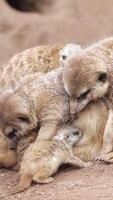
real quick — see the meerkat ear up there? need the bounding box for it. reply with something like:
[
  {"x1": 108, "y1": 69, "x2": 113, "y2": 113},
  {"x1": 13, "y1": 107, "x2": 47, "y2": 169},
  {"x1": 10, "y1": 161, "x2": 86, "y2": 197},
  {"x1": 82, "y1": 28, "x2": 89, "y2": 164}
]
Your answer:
[{"x1": 59, "y1": 43, "x2": 82, "y2": 66}]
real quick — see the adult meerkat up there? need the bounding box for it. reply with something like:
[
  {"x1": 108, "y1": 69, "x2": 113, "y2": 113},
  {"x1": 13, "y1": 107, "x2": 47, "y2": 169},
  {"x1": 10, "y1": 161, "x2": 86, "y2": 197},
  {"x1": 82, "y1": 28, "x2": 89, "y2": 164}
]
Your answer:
[
  {"x1": 0, "y1": 43, "x2": 82, "y2": 167},
  {"x1": 0, "y1": 45, "x2": 63, "y2": 167},
  {"x1": 0, "y1": 43, "x2": 108, "y2": 165},
  {"x1": 0, "y1": 44, "x2": 82, "y2": 139},
  {"x1": 0, "y1": 68, "x2": 72, "y2": 141},
  {"x1": 0, "y1": 44, "x2": 63, "y2": 93},
  {"x1": 62, "y1": 37, "x2": 113, "y2": 162},
  {"x1": 11, "y1": 125, "x2": 91, "y2": 194}
]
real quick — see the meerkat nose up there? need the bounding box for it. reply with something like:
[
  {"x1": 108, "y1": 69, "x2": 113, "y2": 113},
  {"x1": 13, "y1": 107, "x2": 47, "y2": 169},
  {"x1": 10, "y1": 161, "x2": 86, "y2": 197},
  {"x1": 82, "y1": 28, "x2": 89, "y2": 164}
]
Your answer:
[{"x1": 70, "y1": 99, "x2": 78, "y2": 114}]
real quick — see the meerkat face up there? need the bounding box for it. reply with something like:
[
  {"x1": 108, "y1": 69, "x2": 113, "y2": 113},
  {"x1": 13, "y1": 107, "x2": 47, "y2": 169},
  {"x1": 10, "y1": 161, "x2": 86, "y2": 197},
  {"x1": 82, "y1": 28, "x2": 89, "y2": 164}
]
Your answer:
[
  {"x1": 63, "y1": 129, "x2": 82, "y2": 146},
  {"x1": 63, "y1": 53, "x2": 109, "y2": 114},
  {"x1": 0, "y1": 91, "x2": 37, "y2": 139},
  {"x1": 54, "y1": 126, "x2": 82, "y2": 146}
]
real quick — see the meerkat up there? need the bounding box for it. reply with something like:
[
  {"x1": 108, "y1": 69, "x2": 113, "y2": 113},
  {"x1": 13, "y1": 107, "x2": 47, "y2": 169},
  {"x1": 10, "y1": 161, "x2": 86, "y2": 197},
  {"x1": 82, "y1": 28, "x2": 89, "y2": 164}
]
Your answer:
[
  {"x1": 0, "y1": 44, "x2": 63, "y2": 93},
  {"x1": 0, "y1": 43, "x2": 82, "y2": 92},
  {"x1": 0, "y1": 130, "x2": 17, "y2": 168},
  {"x1": 62, "y1": 37, "x2": 113, "y2": 162},
  {"x1": 0, "y1": 44, "x2": 67, "y2": 169},
  {"x1": 0, "y1": 69, "x2": 71, "y2": 141},
  {"x1": 0, "y1": 44, "x2": 82, "y2": 140},
  {"x1": 11, "y1": 125, "x2": 91, "y2": 194},
  {"x1": 0, "y1": 43, "x2": 81, "y2": 167}
]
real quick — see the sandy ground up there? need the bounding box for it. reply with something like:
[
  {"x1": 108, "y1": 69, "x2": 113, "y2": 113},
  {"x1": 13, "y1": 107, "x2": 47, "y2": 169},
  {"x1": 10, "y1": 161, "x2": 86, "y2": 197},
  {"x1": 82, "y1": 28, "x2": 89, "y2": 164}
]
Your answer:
[
  {"x1": 1, "y1": 163, "x2": 113, "y2": 200},
  {"x1": 1, "y1": 0, "x2": 113, "y2": 199}
]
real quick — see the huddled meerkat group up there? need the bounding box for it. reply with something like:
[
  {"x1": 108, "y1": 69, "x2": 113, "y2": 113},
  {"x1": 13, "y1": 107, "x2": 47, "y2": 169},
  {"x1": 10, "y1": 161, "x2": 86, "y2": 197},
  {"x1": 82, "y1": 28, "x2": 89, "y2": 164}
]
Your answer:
[{"x1": 1, "y1": 38, "x2": 113, "y2": 194}]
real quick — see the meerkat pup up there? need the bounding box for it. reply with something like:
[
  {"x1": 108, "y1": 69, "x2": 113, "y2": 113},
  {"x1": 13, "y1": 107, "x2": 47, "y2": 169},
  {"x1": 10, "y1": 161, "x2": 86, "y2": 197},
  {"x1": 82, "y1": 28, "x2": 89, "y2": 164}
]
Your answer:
[
  {"x1": 0, "y1": 130, "x2": 17, "y2": 168},
  {"x1": 62, "y1": 37, "x2": 113, "y2": 162},
  {"x1": 11, "y1": 125, "x2": 91, "y2": 193}
]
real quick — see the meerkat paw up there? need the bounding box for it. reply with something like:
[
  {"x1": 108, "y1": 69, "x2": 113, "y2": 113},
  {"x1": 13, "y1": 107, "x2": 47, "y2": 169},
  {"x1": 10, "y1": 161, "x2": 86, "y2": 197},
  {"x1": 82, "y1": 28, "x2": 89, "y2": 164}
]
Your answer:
[
  {"x1": 33, "y1": 176, "x2": 54, "y2": 184},
  {"x1": 95, "y1": 151, "x2": 113, "y2": 163},
  {"x1": 95, "y1": 152, "x2": 113, "y2": 163}
]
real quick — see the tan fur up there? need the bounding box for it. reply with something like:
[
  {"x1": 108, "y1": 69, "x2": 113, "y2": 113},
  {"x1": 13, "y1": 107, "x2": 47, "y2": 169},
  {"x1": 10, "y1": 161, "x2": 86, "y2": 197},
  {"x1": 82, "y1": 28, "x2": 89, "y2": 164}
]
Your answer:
[
  {"x1": 63, "y1": 37, "x2": 113, "y2": 161},
  {"x1": 11, "y1": 126, "x2": 91, "y2": 193},
  {"x1": 0, "y1": 68, "x2": 70, "y2": 141},
  {"x1": 0, "y1": 131, "x2": 17, "y2": 168},
  {"x1": 0, "y1": 44, "x2": 82, "y2": 144},
  {"x1": 0, "y1": 44, "x2": 63, "y2": 168},
  {"x1": 0, "y1": 44, "x2": 62, "y2": 93},
  {"x1": 0, "y1": 43, "x2": 109, "y2": 167}
]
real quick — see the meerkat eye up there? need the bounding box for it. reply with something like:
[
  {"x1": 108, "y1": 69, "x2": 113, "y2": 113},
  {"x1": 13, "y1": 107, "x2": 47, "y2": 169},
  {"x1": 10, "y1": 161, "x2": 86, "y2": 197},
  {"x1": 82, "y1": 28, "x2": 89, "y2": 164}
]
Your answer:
[
  {"x1": 17, "y1": 115, "x2": 30, "y2": 123},
  {"x1": 77, "y1": 89, "x2": 91, "y2": 101},
  {"x1": 62, "y1": 55, "x2": 67, "y2": 60},
  {"x1": 98, "y1": 73, "x2": 107, "y2": 83},
  {"x1": 65, "y1": 134, "x2": 70, "y2": 140},
  {"x1": 72, "y1": 131, "x2": 80, "y2": 136}
]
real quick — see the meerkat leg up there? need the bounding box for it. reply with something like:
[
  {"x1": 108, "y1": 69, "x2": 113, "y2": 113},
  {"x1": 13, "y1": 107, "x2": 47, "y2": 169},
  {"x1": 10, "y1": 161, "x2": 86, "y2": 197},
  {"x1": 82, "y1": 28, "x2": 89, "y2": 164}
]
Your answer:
[
  {"x1": 33, "y1": 175, "x2": 54, "y2": 184},
  {"x1": 33, "y1": 167, "x2": 54, "y2": 184},
  {"x1": 96, "y1": 109, "x2": 113, "y2": 162},
  {"x1": 66, "y1": 156, "x2": 92, "y2": 168},
  {"x1": 37, "y1": 121, "x2": 58, "y2": 140},
  {"x1": 10, "y1": 174, "x2": 32, "y2": 194}
]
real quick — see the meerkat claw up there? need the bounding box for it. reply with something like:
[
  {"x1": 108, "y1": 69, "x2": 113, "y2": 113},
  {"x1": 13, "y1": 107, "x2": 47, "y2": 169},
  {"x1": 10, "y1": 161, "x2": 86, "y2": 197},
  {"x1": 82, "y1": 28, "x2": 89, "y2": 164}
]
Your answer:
[{"x1": 95, "y1": 151, "x2": 113, "y2": 163}]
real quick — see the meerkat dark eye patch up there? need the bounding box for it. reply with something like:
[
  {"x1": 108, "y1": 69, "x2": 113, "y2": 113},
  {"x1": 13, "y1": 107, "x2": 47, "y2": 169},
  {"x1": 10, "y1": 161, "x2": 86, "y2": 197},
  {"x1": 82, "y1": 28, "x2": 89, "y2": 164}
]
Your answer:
[
  {"x1": 65, "y1": 134, "x2": 70, "y2": 140},
  {"x1": 77, "y1": 89, "x2": 91, "y2": 101},
  {"x1": 72, "y1": 131, "x2": 80, "y2": 136},
  {"x1": 98, "y1": 73, "x2": 107, "y2": 83},
  {"x1": 7, "y1": 129, "x2": 19, "y2": 149},
  {"x1": 62, "y1": 55, "x2": 67, "y2": 60},
  {"x1": 8, "y1": 129, "x2": 17, "y2": 139},
  {"x1": 17, "y1": 115, "x2": 30, "y2": 123}
]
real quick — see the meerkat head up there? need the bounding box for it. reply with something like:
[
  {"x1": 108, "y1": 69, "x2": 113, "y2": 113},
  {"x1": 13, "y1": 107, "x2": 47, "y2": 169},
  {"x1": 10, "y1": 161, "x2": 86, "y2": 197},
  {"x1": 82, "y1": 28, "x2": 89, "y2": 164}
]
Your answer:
[
  {"x1": 0, "y1": 91, "x2": 37, "y2": 139},
  {"x1": 54, "y1": 125, "x2": 82, "y2": 146},
  {"x1": 63, "y1": 51, "x2": 109, "y2": 114},
  {"x1": 59, "y1": 43, "x2": 82, "y2": 66}
]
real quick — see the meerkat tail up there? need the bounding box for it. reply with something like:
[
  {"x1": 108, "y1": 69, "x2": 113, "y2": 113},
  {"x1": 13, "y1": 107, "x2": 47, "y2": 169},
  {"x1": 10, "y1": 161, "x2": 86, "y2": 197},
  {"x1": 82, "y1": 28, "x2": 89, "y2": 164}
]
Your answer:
[{"x1": 10, "y1": 174, "x2": 32, "y2": 194}]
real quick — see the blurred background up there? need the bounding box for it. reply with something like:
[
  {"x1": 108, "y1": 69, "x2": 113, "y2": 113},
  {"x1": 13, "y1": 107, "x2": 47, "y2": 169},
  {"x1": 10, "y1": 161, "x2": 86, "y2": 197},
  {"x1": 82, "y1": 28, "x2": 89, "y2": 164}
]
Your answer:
[{"x1": 0, "y1": 0, "x2": 113, "y2": 66}]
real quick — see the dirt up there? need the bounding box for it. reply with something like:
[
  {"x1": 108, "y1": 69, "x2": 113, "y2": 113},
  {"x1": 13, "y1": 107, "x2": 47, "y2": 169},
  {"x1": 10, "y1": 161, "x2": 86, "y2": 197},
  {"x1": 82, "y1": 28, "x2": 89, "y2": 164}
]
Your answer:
[
  {"x1": 1, "y1": 0, "x2": 113, "y2": 199},
  {"x1": 0, "y1": 163, "x2": 113, "y2": 200}
]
